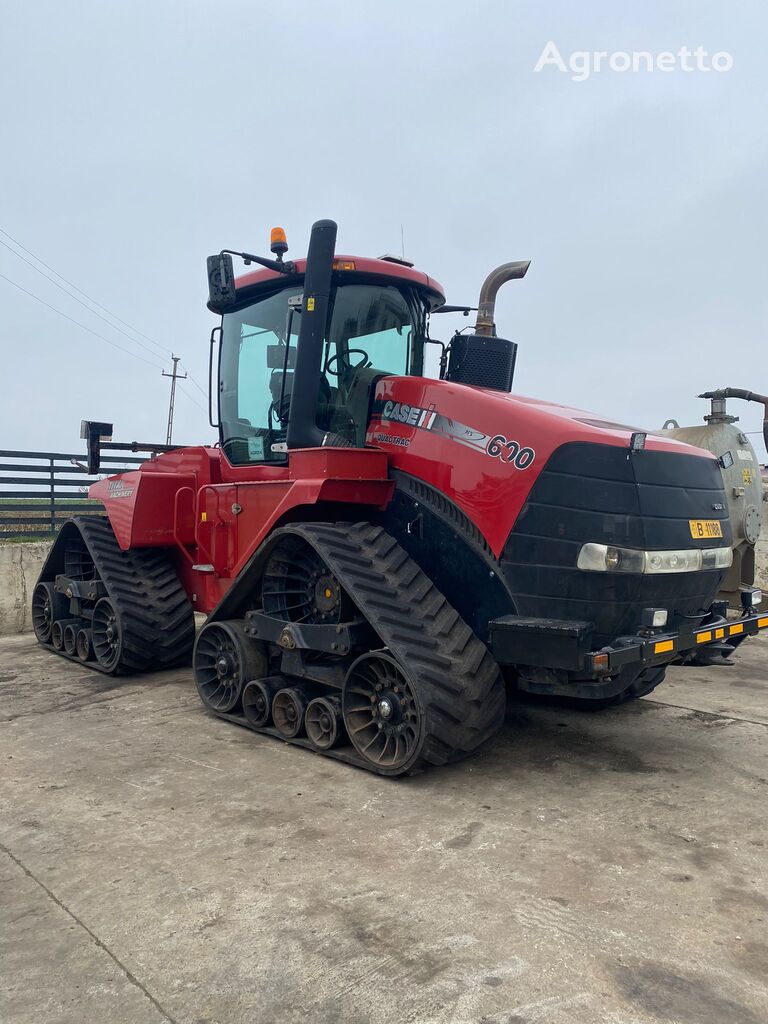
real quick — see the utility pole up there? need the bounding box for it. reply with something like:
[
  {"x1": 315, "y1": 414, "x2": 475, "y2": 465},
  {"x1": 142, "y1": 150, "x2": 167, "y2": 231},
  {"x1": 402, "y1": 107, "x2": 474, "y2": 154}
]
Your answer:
[{"x1": 162, "y1": 355, "x2": 187, "y2": 445}]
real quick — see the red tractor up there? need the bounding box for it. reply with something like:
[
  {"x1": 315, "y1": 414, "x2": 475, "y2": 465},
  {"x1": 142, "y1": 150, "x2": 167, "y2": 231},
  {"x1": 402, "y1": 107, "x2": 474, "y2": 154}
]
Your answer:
[{"x1": 32, "y1": 220, "x2": 768, "y2": 775}]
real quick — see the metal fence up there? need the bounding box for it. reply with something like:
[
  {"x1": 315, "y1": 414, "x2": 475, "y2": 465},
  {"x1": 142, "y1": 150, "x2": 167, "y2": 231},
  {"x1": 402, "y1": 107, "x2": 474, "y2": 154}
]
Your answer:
[{"x1": 0, "y1": 448, "x2": 146, "y2": 540}]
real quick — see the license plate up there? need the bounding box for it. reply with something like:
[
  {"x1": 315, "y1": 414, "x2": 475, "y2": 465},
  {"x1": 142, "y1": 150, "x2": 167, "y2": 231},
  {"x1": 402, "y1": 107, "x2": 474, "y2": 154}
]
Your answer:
[{"x1": 689, "y1": 519, "x2": 723, "y2": 539}]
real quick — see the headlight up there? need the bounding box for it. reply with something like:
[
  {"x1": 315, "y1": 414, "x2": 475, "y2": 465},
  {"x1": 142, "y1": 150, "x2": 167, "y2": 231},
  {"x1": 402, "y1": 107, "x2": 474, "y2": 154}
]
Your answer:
[{"x1": 577, "y1": 543, "x2": 733, "y2": 574}]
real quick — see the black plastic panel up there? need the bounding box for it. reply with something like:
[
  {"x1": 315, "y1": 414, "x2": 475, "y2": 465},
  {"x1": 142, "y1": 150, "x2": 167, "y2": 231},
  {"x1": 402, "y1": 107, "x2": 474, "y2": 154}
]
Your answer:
[
  {"x1": 501, "y1": 442, "x2": 731, "y2": 644},
  {"x1": 489, "y1": 615, "x2": 593, "y2": 670},
  {"x1": 376, "y1": 471, "x2": 515, "y2": 641}
]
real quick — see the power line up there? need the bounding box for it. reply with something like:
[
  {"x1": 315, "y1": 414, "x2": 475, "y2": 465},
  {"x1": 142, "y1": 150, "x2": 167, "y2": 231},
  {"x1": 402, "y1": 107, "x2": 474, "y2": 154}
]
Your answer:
[
  {"x1": 178, "y1": 381, "x2": 208, "y2": 414},
  {"x1": 0, "y1": 224, "x2": 211, "y2": 395},
  {"x1": 1, "y1": 265, "x2": 208, "y2": 418},
  {"x1": 0, "y1": 235, "x2": 174, "y2": 364},
  {"x1": 0, "y1": 270, "x2": 163, "y2": 370},
  {"x1": 0, "y1": 226, "x2": 169, "y2": 359},
  {"x1": 180, "y1": 367, "x2": 208, "y2": 397}
]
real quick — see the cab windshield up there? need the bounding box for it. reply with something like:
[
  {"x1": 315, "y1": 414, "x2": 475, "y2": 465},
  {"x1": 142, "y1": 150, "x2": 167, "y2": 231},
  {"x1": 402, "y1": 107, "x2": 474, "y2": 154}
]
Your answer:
[{"x1": 219, "y1": 283, "x2": 423, "y2": 464}]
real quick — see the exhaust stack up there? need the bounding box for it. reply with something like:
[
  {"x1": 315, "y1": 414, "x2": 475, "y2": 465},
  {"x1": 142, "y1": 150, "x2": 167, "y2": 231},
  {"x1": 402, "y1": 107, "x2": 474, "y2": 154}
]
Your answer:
[
  {"x1": 474, "y1": 260, "x2": 531, "y2": 337},
  {"x1": 287, "y1": 219, "x2": 338, "y2": 450},
  {"x1": 446, "y1": 259, "x2": 531, "y2": 392}
]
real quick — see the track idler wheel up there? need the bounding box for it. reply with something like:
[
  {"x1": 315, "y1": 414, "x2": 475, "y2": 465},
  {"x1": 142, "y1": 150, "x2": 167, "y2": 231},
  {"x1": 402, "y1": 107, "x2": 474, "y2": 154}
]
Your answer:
[
  {"x1": 194, "y1": 621, "x2": 267, "y2": 713},
  {"x1": 76, "y1": 628, "x2": 93, "y2": 662},
  {"x1": 272, "y1": 687, "x2": 309, "y2": 739},
  {"x1": 31, "y1": 582, "x2": 68, "y2": 644},
  {"x1": 305, "y1": 695, "x2": 344, "y2": 750},
  {"x1": 343, "y1": 652, "x2": 422, "y2": 773},
  {"x1": 92, "y1": 598, "x2": 123, "y2": 671},
  {"x1": 242, "y1": 677, "x2": 281, "y2": 728}
]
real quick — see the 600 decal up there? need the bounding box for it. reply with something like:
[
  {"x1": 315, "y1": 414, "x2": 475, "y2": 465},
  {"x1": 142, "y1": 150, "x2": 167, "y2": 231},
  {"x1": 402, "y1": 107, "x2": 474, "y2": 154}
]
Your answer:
[{"x1": 486, "y1": 434, "x2": 536, "y2": 469}]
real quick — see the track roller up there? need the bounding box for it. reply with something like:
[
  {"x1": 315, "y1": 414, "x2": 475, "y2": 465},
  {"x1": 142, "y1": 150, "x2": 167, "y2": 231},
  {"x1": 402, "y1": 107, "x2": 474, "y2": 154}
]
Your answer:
[
  {"x1": 272, "y1": 687, "x2": 309, "y2": 739},
  {"x1": 305, "y1": 695, "x2": 344, "y2": 750},
  {"x1": 31, "y1": 582, "x2": 68, "y2": 644},
  {"x1": 63, "y1": 622, "x2": 79, "y2": 656},
  {"x1": 52, "y1": 618, "x2": 79, "y2": 652},
  {"x1": 242, "y1": 677, "x2": 281, "y2": 728},
  {"x1": 76, "y1": 628, "x2": 93, "y2": 662},
  {"x1": 194, "y1": 621, "x2": 267, "y2": 713}
]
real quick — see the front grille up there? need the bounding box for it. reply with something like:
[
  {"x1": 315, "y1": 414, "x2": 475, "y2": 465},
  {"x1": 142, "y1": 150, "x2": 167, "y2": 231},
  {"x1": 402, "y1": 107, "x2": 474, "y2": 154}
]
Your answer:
[{"x1": 501, "y1": 442, "x2": 731, "y2": 643}]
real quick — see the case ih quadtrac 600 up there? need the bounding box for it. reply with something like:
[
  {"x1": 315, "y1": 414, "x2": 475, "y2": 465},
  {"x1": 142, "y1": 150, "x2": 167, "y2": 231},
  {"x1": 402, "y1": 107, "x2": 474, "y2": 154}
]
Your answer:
[{"x1": 32, "y1": 220, "x2": 767, "y2": 775}]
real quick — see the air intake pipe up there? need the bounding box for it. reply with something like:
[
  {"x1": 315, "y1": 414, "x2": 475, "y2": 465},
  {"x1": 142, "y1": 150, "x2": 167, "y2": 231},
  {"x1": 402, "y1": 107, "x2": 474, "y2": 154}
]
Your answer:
[
  {"x1": 287, "y1": 219, "x2": 338, "y2": 450},
  {"x1": 699, "y1": 387, "x2": 768, "y2": 457},
  {"x1": 474, "y1": 260, "x2": 531, "y2": 336}
]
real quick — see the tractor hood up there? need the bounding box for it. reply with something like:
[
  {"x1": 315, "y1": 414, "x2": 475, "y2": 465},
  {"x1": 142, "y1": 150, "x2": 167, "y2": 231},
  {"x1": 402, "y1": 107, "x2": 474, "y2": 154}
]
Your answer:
[
  {"x1": 367, "y1": 374, "x2": 732, "y2": 647},
  {"x1": 366, "y1": 374, "x2": 726, "y2": 557}
]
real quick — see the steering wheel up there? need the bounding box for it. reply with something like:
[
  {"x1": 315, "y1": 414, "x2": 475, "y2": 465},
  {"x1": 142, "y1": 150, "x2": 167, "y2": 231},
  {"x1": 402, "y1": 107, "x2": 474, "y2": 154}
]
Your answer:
[{"x1": 325, "y1": 349, "x2": 370, "y2": 376}]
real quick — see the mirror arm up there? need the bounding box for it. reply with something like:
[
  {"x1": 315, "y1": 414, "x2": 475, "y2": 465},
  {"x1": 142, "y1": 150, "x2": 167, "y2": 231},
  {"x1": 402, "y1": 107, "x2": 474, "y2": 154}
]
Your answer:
[
  {"x1": 221, "y1": 249, "x2": 296, "y2": 276},
  {"x1": 424, "y1": 335, "x2": 448, "y2": 380}
]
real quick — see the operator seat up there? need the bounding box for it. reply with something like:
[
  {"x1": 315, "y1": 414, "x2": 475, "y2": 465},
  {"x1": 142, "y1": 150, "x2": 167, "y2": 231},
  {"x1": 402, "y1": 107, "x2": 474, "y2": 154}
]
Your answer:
[{"x1": 269, "y1": 368, "x2": 349, "y2": 436}]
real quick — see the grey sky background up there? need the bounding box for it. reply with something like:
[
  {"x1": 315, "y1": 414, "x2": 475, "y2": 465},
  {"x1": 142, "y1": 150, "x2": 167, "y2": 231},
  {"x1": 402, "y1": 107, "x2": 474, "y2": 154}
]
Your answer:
[{"x1": 1, "y1": 1, "x2": 766, "y2": 455}]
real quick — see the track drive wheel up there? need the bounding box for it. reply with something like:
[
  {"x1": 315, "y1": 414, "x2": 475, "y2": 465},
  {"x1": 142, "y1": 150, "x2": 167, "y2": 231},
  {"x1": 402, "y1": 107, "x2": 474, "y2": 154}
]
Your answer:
[
  {"x1": 262, "y1": 535, "x2": 354, "y2": 624},
  {"x1": 194, "y1": 621, "x2": 267, "y2": 713},
  {"x1": 343, "y1": 652, "x2": 422, "y2": 773},
  {"x1": 32, "y1": 582, "x2": 67, "y2": 644}
]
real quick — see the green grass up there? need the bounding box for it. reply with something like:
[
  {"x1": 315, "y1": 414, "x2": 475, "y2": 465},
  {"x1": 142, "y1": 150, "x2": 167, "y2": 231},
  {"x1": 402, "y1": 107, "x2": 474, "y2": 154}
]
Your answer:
[
  {"x1": 0, "y1": 497, "x2": 99, "y2": 542},
  {"x1": 0, "y1": 535, "x2": 54, "y2": 544}
]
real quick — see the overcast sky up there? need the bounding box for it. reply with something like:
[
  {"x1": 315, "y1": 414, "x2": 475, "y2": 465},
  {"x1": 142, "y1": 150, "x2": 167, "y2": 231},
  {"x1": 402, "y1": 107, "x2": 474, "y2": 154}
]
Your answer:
[{"x1": 1, "y1": 1, "x2": 766, "y2": 457}]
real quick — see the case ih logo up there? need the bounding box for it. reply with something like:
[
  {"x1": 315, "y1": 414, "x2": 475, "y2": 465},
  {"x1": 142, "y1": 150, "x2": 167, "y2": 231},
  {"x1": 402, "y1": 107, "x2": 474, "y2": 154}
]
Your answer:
[
  {"x1": 107, "y1": 480, "x2": 134, "y2": 499},
  {"x1": 381, "y1": 401, "x2": 437, "y2": 430},
  {"x1": 371, "y1": 399, "x2": 536, "y2": 470}
]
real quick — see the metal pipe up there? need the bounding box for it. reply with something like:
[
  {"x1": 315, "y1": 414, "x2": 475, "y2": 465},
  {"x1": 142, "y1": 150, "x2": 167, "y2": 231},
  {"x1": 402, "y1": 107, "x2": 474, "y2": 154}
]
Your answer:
[
  {"x1": 699, "y1": 388, "x2": 768, "y2": 457},
  {"x1": 474, "y1": 260, "x2": 531, "y2": 336}
]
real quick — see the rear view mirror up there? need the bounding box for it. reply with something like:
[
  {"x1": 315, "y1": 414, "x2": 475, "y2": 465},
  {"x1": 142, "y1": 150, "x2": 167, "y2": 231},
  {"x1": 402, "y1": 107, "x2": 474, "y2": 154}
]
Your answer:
[
  {"x1": 267, "y1": 344, "x2": 296, "y2": 369},
  {"x1": 206, "y1": 252, "x2": 237, "y2": 309},
  {"x1": 80, "y1": 420, "x2": 113, "y2": 475}
]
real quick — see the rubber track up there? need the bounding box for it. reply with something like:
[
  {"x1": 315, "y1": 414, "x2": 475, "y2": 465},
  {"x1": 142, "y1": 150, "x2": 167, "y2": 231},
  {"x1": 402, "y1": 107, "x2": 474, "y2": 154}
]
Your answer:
[
  {"x1": 285, "y1": 522, "x2": 506, "y2": 770},
  {"x1": 40, "y1": 517, "x2": 195, "y2": 674}
]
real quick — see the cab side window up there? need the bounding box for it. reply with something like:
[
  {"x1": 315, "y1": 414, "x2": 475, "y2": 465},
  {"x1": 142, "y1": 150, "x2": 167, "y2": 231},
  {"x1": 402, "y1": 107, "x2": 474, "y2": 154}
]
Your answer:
[{"x1": 320, "y1": 285, "x2": 416, "y2": 445}]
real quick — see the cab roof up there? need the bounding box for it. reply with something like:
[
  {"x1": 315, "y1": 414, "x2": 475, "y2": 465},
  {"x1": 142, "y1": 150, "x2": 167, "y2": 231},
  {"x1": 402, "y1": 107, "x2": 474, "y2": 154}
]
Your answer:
[{"x1": 229, "y1": 255, "x2": 446, "y2": 311}]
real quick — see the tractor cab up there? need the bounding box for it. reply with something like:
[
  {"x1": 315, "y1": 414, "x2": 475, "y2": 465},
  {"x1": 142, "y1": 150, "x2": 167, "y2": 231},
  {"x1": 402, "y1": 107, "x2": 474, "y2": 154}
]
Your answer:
[
  {"x1": 208, "y1": 230, "x2": 444, "y2": 465},
  {"x1": 208, "y1": 221, "x2": 527, "y2": 466},
  {"x1": 219, "y1": 274, "x2": 435, "y2": 464}
]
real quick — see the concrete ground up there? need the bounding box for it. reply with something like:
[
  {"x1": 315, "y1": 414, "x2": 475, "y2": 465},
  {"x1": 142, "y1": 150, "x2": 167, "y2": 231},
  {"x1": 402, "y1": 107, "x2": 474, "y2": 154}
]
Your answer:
[{"x1": 1, "y1": 635, "x2": 767, "y2": 1024}]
